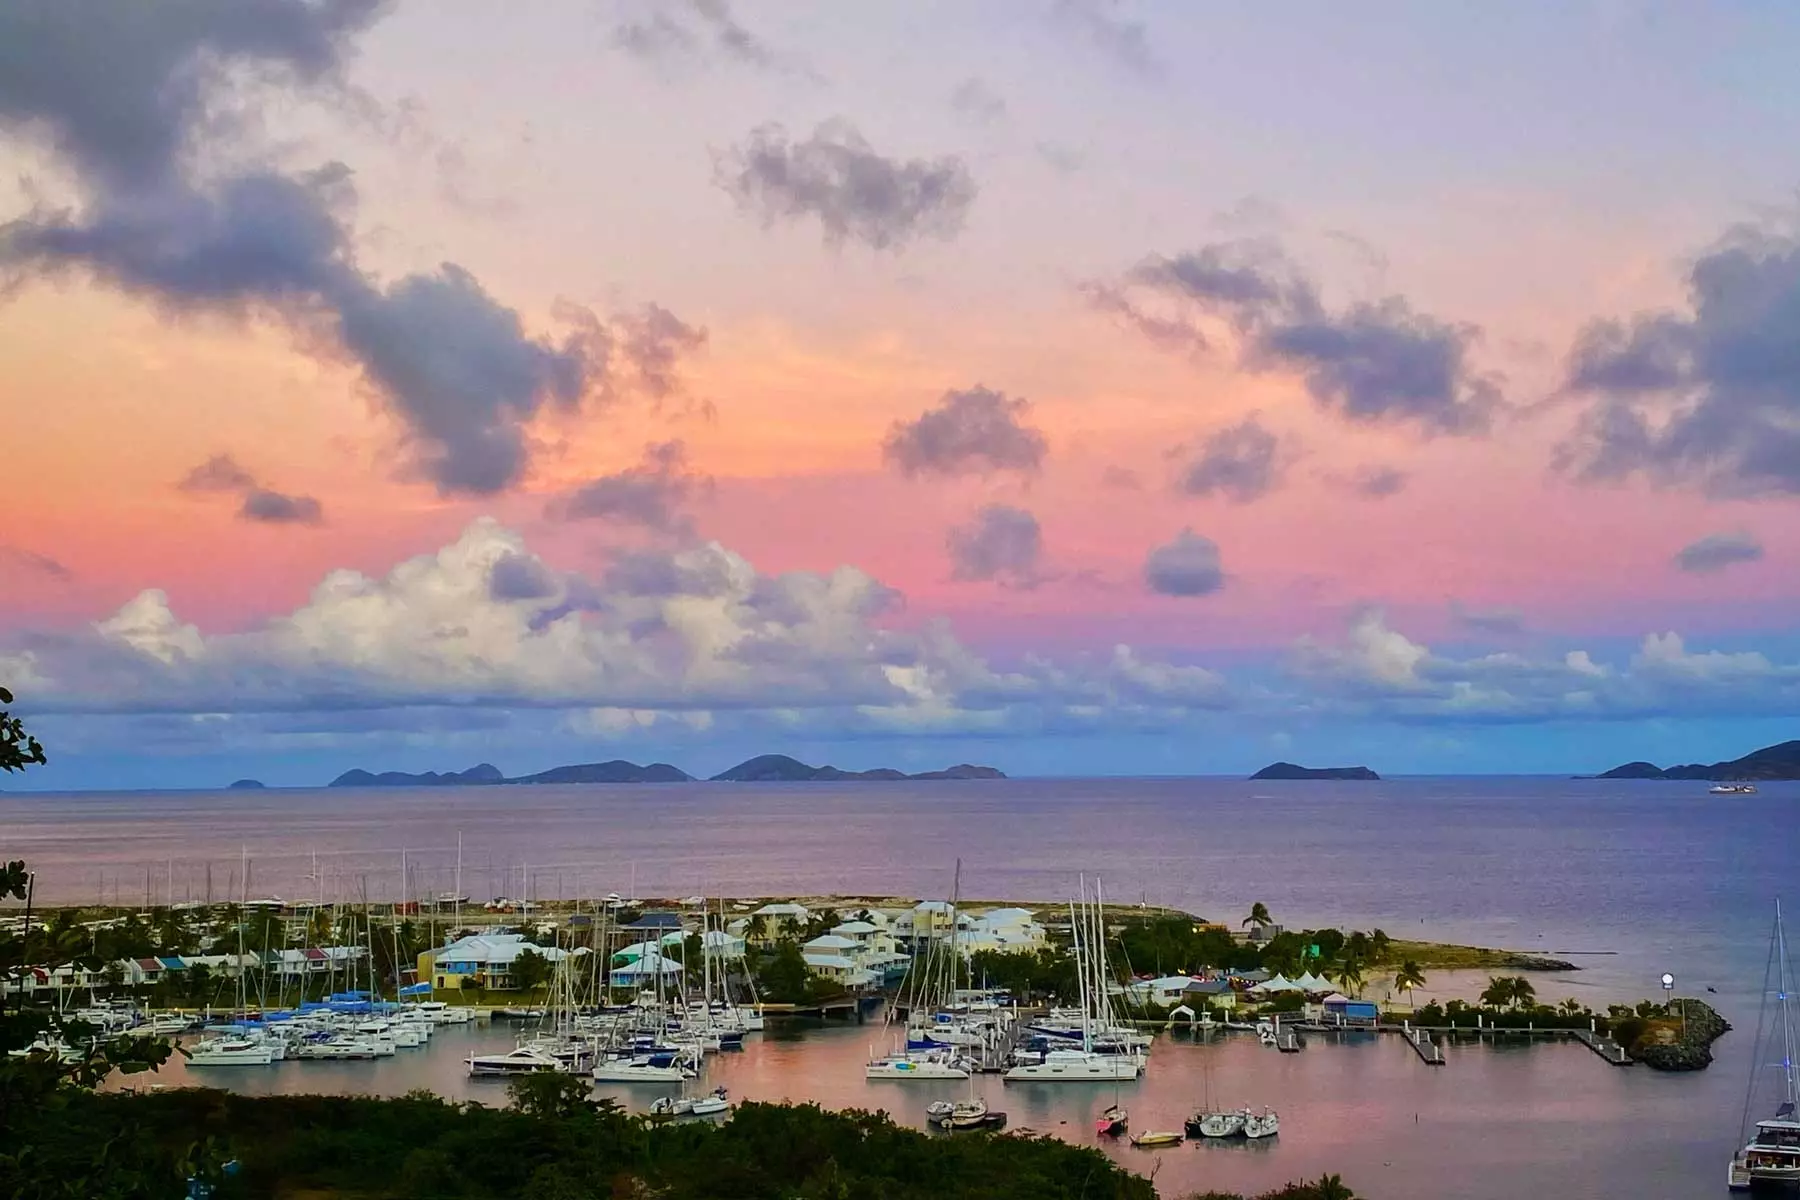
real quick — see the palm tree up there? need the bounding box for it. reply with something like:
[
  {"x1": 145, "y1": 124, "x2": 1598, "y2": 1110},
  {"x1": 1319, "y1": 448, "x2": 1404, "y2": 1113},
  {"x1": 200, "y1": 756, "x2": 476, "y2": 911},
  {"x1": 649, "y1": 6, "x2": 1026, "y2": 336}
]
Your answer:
[
  {"x1": 1479, "y1": 976, "x2": 1512, "y2": 1009},
  {"x1": 1392, "y1": 960, "x2": 1426, "y2": 1007},
  {"x1": 1313, "y1": 1173, "x2": 1357, "y2": 1200},
  {"x1": 1559, "y1": 997, "x2": 1584, "y2": 1017},
  {"x1": 1331, "y1": 955, "x2": 1366, "y2": 998},
  {"x1": 1242, "y1": 901, "x2": 1272, "y2": 930},
  {"x1": 1369, "y1": 928, "x2": 1392, "y2": 964},
  {"x1": 1509, "y1": 976, "x2": 1536, "y2": 1009}
]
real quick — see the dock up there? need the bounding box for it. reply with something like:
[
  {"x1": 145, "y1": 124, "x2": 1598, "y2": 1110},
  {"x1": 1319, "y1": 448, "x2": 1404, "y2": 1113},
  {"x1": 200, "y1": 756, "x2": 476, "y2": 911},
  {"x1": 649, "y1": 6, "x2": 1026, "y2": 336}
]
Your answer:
[
  {"x1": 1571, "y1": 1028, "x2": 1632, "y2": 1065},
  {"x1": 1274, "y1": 1028, "x2": 1302, "y2": 1052},
  {"x1": 1402, "y1": 1027, "x2": 1444, "y2": 1065}
]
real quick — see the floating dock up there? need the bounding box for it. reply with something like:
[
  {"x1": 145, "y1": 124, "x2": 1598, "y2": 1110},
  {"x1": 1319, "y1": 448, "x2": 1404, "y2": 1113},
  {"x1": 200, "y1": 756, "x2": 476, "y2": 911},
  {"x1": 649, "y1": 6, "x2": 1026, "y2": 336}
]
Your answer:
[
  {"x1": 1403, "y1": 1027, "x2": 1444, "y2": 1065},
  {"x1": 1571, "y1": 1028, "x2": 1632, "y2": 1065}
]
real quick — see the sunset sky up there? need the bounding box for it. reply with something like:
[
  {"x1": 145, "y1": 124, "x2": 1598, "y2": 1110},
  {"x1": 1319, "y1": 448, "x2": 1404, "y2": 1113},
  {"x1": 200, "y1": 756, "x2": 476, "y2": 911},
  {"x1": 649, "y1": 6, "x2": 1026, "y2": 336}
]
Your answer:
[{"x1": 5, "y1": 0, "x2": 1800, "y2": 788}]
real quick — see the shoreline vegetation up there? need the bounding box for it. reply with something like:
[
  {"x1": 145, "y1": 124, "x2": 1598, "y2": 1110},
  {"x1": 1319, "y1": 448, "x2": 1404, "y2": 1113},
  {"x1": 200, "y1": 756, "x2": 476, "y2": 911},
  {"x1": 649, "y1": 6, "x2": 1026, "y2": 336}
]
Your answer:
[{"x1": 7, "y1": 1078, "x2": 1366, "y2": 1200}]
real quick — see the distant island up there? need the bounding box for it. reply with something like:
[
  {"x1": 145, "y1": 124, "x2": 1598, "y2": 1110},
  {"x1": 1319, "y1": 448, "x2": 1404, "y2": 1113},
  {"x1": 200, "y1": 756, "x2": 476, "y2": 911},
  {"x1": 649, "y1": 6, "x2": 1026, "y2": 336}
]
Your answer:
[
  {"x1": 707, "y1": 755, "x2": 1005, "y2": 782},
  {"x1": 1250, "y1": 761, "x2": 1380, "y2": 781},
  {"x1": 319, "y1": 755, "x2": 1004, "y2": 788},
  {"x1": 227, "y1": 779, "x2": 266, "y2": 790},
  {"x1": 1595, "y1": 738, "x2": 1800, "y2": 782}
]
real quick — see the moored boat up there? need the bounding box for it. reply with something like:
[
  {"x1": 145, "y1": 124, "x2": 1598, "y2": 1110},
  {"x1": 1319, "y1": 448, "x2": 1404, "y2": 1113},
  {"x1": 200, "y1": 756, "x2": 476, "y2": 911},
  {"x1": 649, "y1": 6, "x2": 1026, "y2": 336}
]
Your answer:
[
  {"x1": 867, "y1": 1051, "x2": 970, "y2": 1080},
  {"x1": 1728, "y1": 900, "x2": 1800, "y2": 1191},
  {"x1": 1130, "y1": 1130, "x2": 1183, "y2": 1147},
  {"x1": 466, "y1": 1046, "x2": 566, "y2": 1077},
  {"x1": 1187, "y1": 1110, "x2": 1246, "y2": 1139},
  {"x1": 1096, "y1": 1103, "x2": 1127, "y2": 1136},
  {"x1": 1243, "y1": 1108, "x2": 1280, "y2": 1139}
]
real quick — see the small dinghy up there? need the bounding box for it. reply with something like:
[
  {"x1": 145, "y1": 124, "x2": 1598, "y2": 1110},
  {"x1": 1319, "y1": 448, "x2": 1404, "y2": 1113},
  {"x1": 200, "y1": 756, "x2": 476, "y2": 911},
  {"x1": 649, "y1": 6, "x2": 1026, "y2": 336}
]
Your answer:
[
  {"x1": 1130, "y1": 1130, "x2": 1184, "y2": 1148},
  {"x1": 1096, "y1": 1103, "x2": 1127, "y2": 1136}
]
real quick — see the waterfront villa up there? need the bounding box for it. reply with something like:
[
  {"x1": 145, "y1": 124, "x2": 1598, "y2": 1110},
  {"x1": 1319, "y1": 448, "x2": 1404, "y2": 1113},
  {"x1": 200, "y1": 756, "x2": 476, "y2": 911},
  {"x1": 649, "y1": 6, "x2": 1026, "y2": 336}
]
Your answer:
[{"x1": 422, "y1": 932, "x2": 582, "y2": 991}]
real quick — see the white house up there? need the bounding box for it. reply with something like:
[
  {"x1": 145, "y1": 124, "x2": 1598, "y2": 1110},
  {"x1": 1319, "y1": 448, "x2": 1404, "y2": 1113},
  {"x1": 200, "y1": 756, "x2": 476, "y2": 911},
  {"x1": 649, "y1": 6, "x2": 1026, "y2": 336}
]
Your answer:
[
  {"x1": 608, "y1": 950, "x2": 684, "y2": 986},
  {"x1": 1125, "y1": 975, "x2": 1201, "y2": 1006}
]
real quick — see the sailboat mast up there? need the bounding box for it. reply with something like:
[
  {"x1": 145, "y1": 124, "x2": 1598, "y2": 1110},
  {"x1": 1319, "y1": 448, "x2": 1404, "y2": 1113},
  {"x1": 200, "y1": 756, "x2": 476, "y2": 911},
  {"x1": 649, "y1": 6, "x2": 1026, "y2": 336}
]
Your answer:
[{"x1": 1779, "y1": 899, "x2": 1797, "y2": 1109}]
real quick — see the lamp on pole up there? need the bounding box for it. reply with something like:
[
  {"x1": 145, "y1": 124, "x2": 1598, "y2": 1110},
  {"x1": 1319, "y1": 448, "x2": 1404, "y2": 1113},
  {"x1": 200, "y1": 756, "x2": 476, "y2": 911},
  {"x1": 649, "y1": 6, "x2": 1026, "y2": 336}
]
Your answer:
[{"x1": 1661, "y1": 972, "x2": 1684, "y2": 1035}]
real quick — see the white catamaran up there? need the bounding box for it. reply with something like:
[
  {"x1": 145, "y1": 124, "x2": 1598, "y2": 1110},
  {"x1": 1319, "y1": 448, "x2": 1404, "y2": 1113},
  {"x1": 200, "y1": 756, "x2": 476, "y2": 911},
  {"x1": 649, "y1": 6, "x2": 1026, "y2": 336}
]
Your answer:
[{"x1": 1729, "y1": 899, "x2": 1800, "y2": 1192}]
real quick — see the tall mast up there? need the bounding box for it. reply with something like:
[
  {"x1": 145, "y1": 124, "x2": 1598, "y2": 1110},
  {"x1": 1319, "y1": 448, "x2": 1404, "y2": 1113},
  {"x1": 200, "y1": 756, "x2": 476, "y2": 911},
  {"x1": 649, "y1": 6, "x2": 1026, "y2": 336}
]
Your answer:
[{"x1": 1780, "y1": 899, "x2": 1797, "y2": 1111}]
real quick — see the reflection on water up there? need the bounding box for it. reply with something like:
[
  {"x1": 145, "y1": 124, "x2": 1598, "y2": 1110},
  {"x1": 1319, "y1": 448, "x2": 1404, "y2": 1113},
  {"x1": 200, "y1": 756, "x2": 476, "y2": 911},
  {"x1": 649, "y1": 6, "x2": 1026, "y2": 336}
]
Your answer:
[{"x1": 116, "y1": 1018, "x2": 1741, "y2": 1200}]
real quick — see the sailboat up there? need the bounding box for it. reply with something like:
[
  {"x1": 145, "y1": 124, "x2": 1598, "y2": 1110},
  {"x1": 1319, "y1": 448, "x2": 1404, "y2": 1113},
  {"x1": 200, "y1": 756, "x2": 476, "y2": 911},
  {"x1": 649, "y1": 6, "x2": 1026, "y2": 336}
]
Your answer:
[
  {"x1": 1005, "y1": 880, "x2": 1143, "y2": 1082},
  {"x1": 1729, "y1": 900, "x2": 1800, "y2": 1191},
  {"x1": 190, "y1": 848, "x2": 279, "y2": 1067}
]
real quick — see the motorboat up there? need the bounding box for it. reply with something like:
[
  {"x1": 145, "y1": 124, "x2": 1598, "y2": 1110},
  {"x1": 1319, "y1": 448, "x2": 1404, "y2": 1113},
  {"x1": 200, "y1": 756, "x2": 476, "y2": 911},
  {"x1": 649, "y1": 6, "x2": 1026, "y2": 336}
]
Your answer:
[
  {"x1": 1187, "y1": 1110, "x2": 1246, "y2": 1139},
  {"x1": 189, "y1": 1036, "x2": 277, "y2": 1066},
  {"x1": 466, "y1": 1046, "x2": 566, "y2": 1077},
  {"x1": 408, "y1": 1001, "x2": 474, "y2": 1025},
  {"x1": 1096, "y1": 1103, "x2": 1128, "y2": 1136},
  {"x1": 866, "y1": 1052, "x2": 970, "y2": 1080},
  {"x1": 1130, "y1": 1130, "x2": 1183, "y2": 1148},
  {"x1": 1243, "y1": 1108, "x2": 1280, "y2": 1139},
  {"x1": 1711, "y1": 783, "x2": 1758, "y2": 794},
  {"x1": 1728, "y1": 900, "x2": 1800, "y2": 1190},
  {"x1": 688, "y1": 1087, "x2": 731, "y2": 1117},
  {"x1": 926, "y1": 1101, "x2": 955, "y2": 1125},
  {"x1": 591, "y1": 1051, "x2": 699, "y2": 1083}
]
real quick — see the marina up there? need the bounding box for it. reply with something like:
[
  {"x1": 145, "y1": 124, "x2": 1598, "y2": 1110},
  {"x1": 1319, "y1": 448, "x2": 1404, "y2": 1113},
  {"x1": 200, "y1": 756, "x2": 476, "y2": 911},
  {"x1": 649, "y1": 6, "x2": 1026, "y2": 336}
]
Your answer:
[
  {"x1": 11, "y1": 775, "x2": 1798, "y2": 1198},
  {"x1": 101, "y1": 1005, "x2": 1757, "y2": 1200}
]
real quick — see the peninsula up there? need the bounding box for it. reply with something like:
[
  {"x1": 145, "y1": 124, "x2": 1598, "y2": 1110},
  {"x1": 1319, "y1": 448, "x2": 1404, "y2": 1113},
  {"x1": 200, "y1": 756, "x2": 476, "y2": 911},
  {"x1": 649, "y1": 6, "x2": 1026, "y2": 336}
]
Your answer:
[
  {"x1": 319, "y1": 756, "x2": 1004, "y2": 788},
  {"x1": 1595, "y1": 737, "x2": 1800, "y2": 781},
  {"x1": 1251, "y1": 761, "x2": 1380, "y2": 781}
]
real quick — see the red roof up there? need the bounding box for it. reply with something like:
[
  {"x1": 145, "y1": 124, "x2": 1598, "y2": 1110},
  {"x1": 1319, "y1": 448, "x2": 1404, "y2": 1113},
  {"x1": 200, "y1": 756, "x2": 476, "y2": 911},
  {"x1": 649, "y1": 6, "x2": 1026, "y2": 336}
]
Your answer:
[
  {"x1": 303, "y1": 948, "x2": 329, "y2": 961},
  {"x1": 136, "y1": 958, "x2": 162, "y2": 971}
]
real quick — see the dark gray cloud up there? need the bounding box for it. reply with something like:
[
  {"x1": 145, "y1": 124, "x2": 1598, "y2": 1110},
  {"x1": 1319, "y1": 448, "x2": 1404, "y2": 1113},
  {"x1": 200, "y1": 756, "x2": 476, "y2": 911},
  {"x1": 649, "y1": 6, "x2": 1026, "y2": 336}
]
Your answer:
[
  {"x1": 1050, "y1": 0, "x2": 1162, "y2": 78},
  {"x1": 714, "y1": 120, "x2": 977, "y2": 251},
  {"x1": 947, "y1": 505, "x2": 1042, "y2": 586},
  {"x1": 1143, "y1": 528, "x2": 1224, "y2": 597},
  {"x1": 179, "y1": 454, "x2": 323, "y2": 525},
  {"x1": 552, "y1": 441, "x2": 702, "y2": 534},
  {"x1": 0, "y1": 545, "x2": 73, "y2": 582},
  {"x1": 489, "y1": 551, "x2": 559, "y2": 602},
  {"x1": 240, "y1": 489, "x2": 323, "y2": 525},
  {"x1": 1094, "y1": 238, "x2": 1503, "y2": 436},
  {"x1": 611, "y1": 0, "x2": 804, "y2": 76},
  {"x1": 950, "y1": 78, "x2": 1007, "y2": 124},
  {"x1": 883, "y1": 386, "x2": 1047, "y2": 477},
  {"x1": 1346, "y1": 464, "x2": 1408, "y2": 498},
  {"x1": 1674, "y1": 531, "x2": 1764, "y2": 574},
  {"x1": 1175, "y1": 417, "x2": 1283, "y2": 502},
  {"x1": 1450, "y1": 602, "x2": 1528, "y2": 636},
  {"x1": 0, "y1": 0, "x2": 384, "y2": 189},
  {"x1": 0, "y1": 1, "x2": 694, "y2": 499},
  {"x1": 1558, "y1": 227, "x2": 1800, "y2": 496}
]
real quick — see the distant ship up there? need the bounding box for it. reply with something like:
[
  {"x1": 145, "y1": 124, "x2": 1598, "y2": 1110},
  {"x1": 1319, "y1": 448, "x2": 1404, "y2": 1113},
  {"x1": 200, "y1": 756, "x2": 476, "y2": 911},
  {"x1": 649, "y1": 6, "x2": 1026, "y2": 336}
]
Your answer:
[{"x1": 1710, "y1": 783, "x2": 1758, "y2": 795}]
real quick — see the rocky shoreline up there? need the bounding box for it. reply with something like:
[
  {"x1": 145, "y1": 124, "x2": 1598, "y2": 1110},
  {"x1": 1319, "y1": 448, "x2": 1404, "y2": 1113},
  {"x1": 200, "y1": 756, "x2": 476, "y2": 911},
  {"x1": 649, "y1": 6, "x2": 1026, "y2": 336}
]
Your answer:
[{"x1": 1629, "y1": 998, "x2": 1731, "y2": 1071}]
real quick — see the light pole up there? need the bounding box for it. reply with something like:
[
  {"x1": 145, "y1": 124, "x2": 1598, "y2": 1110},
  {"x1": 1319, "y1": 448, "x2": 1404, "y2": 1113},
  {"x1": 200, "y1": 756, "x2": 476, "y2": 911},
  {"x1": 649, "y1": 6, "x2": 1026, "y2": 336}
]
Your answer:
[{"x1": 1661, "y1": 972, "x2": 1684, "y2": 1036}]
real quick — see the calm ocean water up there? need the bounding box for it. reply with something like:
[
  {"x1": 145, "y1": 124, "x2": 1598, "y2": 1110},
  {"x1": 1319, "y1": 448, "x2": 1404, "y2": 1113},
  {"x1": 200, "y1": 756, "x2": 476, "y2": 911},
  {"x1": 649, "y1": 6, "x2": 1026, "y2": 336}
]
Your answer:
[{"x1": 14, "y1": 775, "x2": 1800, "y2": 1197}]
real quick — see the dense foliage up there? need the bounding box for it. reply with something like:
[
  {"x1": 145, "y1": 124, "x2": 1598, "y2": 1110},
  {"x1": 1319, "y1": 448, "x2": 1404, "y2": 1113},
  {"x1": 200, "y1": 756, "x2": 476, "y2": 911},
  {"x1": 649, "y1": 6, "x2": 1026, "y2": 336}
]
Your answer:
[{"x1": 2, "y1": 1086, "x2": 1162, "y2": 1200}]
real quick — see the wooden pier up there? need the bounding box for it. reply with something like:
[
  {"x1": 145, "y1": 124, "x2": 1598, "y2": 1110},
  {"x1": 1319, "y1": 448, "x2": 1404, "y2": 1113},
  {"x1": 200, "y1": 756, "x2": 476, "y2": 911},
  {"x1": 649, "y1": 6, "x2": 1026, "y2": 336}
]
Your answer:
[
  {"x1": 1402, "y1": 1026, "x2": 1444, "y2": 1065},
  {"x1": 1571, "y1": 1028, "x2": 1632, "y2": 1065}
]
